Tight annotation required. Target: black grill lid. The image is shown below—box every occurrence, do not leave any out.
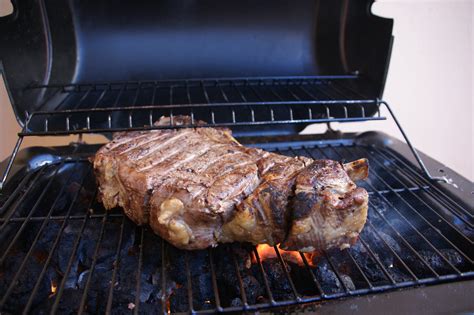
[0,0,392,132]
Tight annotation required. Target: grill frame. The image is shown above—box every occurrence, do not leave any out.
[1,136,472,314]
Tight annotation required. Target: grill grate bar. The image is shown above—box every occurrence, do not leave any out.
[0,163,63,265]
[20,77,383,136]
[112,84,126,108]
[105,216,127,313]
[299,253,326,296]
[51,190,97,315]
[92,84,110,109]
[37,87,62,111]
[324,254,352,292]
[371,186,464,273]
[0,167,47,231]
[77,212,110,314]
[364,219,419,281]
[306,146,440,277]
[357,236,397,284]
[367,196,440,276]
[273,246,300,300]
[230,248,249,308]
[336,144,466,271]
[134,227,145,315]
[21,166,93,313]
[52,89,75,111]
[252,248,275,304]
[1,141,473,314]
[0,163,78,308]
[0,164,36,212]
[185,252,195,313]
[343,249,375,288]
[0,213,124,222]
[22,115,383,136]
[160,240,168,315]
[345,145,473,257]
[317,145,444,275]
[208,249,223,311]
[327,145,470,270]
[373,146,473,223]
[73,86,94,110]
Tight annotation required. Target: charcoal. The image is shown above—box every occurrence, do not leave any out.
[361,228,396,268]
[192,273,214,310]
[231,297,243,307]
[169,286,189,313]
[97,290,160,315]
[377,231,401,253]
[168,248,187,285]
[137,281,156,303]
[141,232,162,262]
[230,244,253,270]
[117,253,139,292]
[0,252,53,313]
[286,261,321,296]
[387,267,411,283]
[33,288,90,315]
[79,219,136,268]
[77,266,113,291]
[369,195,389,214]
[417,250,456,274]
[398,250,433,277]
[258,259,293,300]
[340,274,355,291]
[240,274,264,304]
[348,244,388,284]
[313,260,341,293]
[132,302,163,315]
[151,267,162,286]
[441,249,465,268]
[216,247,263,305]
[32,221,62,253]
[55,221,84,275]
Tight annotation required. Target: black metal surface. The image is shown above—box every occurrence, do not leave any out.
[0,139,472,314]
[0,0,393,126]
[19,76,383,137]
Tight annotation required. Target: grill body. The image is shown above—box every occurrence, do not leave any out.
[0,0,473,313]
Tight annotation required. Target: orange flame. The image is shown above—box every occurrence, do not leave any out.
[255,244,317,267]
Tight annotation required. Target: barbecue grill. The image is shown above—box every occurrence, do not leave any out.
[0,0,472,313]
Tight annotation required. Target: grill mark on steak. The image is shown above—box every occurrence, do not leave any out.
[117,132,173,155]
[191,150,245,174]
[145,143,214,176]
[135,130,194,165]
[104,132,152,151]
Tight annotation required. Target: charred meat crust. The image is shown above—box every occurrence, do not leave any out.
[281,160,368,252]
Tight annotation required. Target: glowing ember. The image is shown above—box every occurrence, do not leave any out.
[50,281,57,295]
[254,244,317,267]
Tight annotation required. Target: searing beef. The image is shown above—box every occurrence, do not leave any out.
[93,116,369,251]
[281,159,369,252]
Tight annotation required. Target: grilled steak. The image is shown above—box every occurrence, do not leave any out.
[93,116,369,251]
[281,159,369,252]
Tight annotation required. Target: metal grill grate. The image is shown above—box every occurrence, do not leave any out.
[0,141,472,314]
[21,76,383,136]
